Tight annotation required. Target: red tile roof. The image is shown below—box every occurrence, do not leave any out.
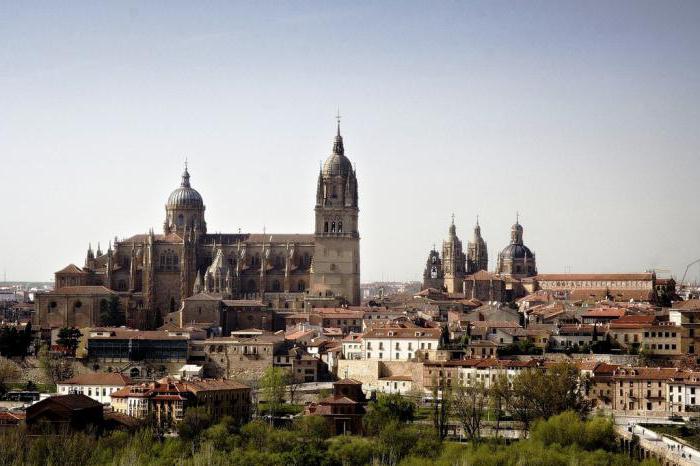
[55,264,87,274]
[536,273,654,281]
[60,373,132,386]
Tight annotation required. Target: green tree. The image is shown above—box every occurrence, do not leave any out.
[99,296,125,327]
[177,407,212,442]
[260,366,286,424]
[451,378,487,441]
[509,361,592,433]
[327,436,376,466]
[431,375,450,440]
[363,393,416,434]
[56,327,82,356]
[38,344,73,384]
[489,371,511,438]
[0,357,20,395]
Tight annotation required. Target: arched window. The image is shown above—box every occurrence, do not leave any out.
[272,280,281,292]
[304,253,310,267]
[253,253,261,267]
[330,263,337,272]
[247,279,257,292]
[159,249,179,272]
[331,222,336,233]
[338,221,343,233]
[118,280,127,291]
[177,214,184,226]
[297,280,306,292]
[324,222,329,233]
[275,255,283,267]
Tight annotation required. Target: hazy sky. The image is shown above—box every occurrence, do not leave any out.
[1,1,699,283]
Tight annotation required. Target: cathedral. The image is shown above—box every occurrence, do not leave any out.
[422,216,536,297]
[36,123,361,330]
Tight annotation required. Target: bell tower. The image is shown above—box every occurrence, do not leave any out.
[310,118,360,304]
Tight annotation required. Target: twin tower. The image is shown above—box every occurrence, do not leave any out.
[423,216,537,294]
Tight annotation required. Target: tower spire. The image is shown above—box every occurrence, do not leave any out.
[181,160,191,188]
[336,108,341,136]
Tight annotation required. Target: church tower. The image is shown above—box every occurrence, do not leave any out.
[310,120,360,305]
[496,216,537,278]
[467,217,488,273]
[442,216,466,293]
[164,163,207,236]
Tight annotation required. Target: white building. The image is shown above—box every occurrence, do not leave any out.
[341,333,363,360]
[550,324,596,349]
[668,372,700,414]
[362,327,441,361]
[57,373,132,405]
[378,375,414,395]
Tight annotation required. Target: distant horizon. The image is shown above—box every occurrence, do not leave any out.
[1,1,699,284]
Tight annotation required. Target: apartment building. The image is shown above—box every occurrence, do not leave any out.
[362,327,441,361]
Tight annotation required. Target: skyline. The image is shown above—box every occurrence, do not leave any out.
[1,1,699,282]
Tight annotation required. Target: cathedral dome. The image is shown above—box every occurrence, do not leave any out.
[322,127,353,177]
[167,166,203,208]
[499,243,533,260]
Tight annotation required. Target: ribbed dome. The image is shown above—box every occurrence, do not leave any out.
[322,127,353,177]
[323,152,353,177]
[500,243,533,260]
[167,167,204,208]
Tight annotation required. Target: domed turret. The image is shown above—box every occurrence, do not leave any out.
[167,166,204,208]
[322,124,354,177]
[496,214,536,277]
[164,163,206,235]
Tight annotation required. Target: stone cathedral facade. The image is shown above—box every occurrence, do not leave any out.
[422,216,536,295]
[36,124,361,330]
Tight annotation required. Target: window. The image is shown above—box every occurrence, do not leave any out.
[297,280,306,292]
[324,222,329,233]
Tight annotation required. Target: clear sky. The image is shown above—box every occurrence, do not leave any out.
[1,1,699,283]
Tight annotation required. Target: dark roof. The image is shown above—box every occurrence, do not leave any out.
[30,394,102,413]
[500,243,534,260]
[60,373,132,386]
[56,264,87,274]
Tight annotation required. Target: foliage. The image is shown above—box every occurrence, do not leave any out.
[99,296,125,327]
[177,407,212,442]
[508,361,592,431]
[363,392,416,434]
[0,406,656,466]
[259,366,287,422]
[451,378,487,441]
[38,344,74,384]
[0,357,20,395]
[56,327,82,355]
[0,324,32,357]
[497,339,542,356]
[431,375,450,440]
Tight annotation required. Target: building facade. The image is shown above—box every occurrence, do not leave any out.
[496,219,537,278]
[35,124,362,331]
